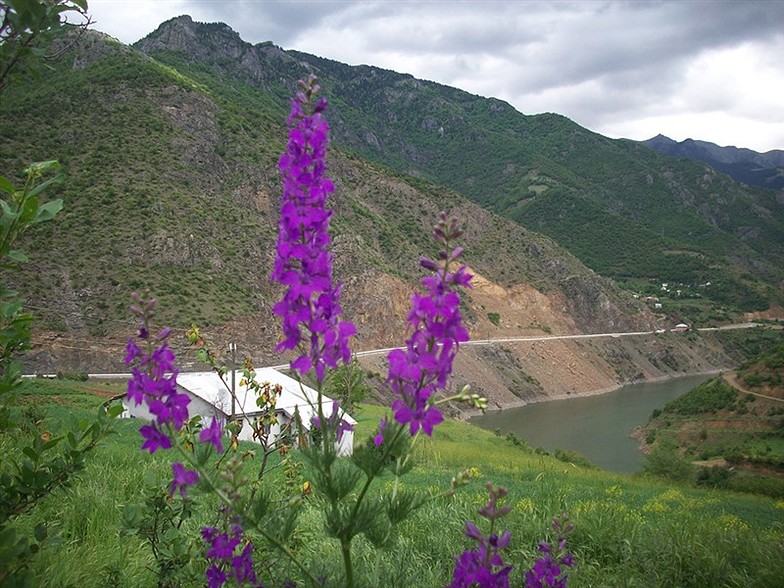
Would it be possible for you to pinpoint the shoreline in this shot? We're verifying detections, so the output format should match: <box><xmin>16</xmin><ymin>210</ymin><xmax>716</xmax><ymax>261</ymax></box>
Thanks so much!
<box><xmin>460</xmin><ymin>369</ymin><xmax>725</xmax><ymax>419</ymax></box>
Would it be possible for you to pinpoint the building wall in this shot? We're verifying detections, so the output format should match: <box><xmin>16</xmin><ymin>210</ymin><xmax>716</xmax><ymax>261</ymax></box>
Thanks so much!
<box><xmin>121</xmin><ymin>386</ymin><xmax>354</xmax><ymax>456</ymax></box>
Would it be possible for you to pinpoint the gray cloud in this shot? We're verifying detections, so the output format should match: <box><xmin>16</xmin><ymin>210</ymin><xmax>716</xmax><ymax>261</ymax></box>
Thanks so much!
<box><xmin>87</xmin><ymin>0</ymin><xmax>784</xmax><ymax>151</ymax></box>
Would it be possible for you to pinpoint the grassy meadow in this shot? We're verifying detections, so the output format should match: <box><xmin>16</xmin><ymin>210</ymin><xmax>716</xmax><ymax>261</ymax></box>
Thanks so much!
<box><xmin>4</xmin><ymin>379</ymin><xmax>784</xmax><ymax>587</ymax></box>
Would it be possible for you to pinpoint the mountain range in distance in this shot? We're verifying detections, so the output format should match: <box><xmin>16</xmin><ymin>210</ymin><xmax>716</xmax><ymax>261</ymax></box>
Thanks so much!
<box><xmin>641</xmin><ymin>134</ymin><xmax>784</xmax><ymax>190</ymax></box>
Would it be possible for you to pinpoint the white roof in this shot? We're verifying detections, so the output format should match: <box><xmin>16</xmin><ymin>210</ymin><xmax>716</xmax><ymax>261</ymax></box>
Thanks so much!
<box><xmin>176</xmin><ymin>368</ymin><xmax>356</xmax><ymax>425</ymax></box>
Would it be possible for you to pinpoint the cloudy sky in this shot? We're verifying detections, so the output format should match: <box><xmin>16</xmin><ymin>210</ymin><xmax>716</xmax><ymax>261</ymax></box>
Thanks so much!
<box><xmin>84</xmin><ymin>0</ymin><xmax>784</xmax><ymax>152</ymax></box>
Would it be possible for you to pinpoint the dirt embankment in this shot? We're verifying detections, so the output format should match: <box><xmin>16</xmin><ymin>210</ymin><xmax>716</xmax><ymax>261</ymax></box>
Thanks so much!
<box><xmin>26</xmin><ymin>268</ymin><xmax>737</xmax><ymax>415</ymax></box>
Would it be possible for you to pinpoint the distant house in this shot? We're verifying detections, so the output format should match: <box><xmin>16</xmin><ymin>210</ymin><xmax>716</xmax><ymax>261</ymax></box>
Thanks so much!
<box><xmin>672</xmin><ymin>323</ymin><xmax>690</xmax><ymax>332</ymax></box>
<box><xmin>122</xmin><ymin>367</ymin><xmax>356</xmax><ymax>456</ymax></box>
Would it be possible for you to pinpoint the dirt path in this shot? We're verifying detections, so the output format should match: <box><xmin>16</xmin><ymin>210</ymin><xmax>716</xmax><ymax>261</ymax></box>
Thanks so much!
<box><xmin>723</xmin><ymin>372</ymin><xmax>784</xmax><ymax>403</ymax></box>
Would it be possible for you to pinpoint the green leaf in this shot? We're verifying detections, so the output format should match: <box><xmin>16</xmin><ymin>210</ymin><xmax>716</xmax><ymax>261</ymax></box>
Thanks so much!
<box><xmin>28</xmin><ymin>175</ymin><xmax>63</xmax><ymax>200</ymax></box>
<box><xmin>19</xmin><ymin>195</ymin><xmax>39</xmax><ymax>224</ymax></box>
<box><xmin>31</xmin><ymin>198</ymin><xmax>63</xmax><ymax>225</ymax></box>
<box><xmin>7</xmin><ymin>250</ymin><xmax>29</xmax><ymax>263</ymax></box>
<box><xmin>41</xmin><ymin>436</ymin><xmax>62</xmax><ymax>451</ymax></box>
<box><xmin>194</xmin><ymin>442</ymin><xmax>212</xmax><ymax>466</ymax></box>
<box><xmin>0</xmin><ymin>199</ymin><xmax>18</xmax><ymax>224</ymax></box>
<box><xmin>0</xmin><ymin>175</ymin><xmax>15</xmax><ymax>194</ymax></box>
<box><xmin>33</xmin><ymin>524</ymin><xmax>47</xmax><ymax>542</ymax></box>
<box><xmin>106</xmin><ymin>404</ymin><xmax>124</xmax><ymax>420</ymax></box>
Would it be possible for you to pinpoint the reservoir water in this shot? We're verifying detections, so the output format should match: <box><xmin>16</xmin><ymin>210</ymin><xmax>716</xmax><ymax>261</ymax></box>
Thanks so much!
<box><xmin>470</xmin><ymin>374</ymin><xmax>714</xmax><ymax>474</ymax></box>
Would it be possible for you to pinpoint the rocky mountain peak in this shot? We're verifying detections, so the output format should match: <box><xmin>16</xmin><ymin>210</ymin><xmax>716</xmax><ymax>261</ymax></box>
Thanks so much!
<box><xmin>134</xmin><ymin>14</ymin><xmax>250</xmax><ymax>60</ymax></box>
<box><xmin>133</xmin><ymin>15</ymin><xmax>293</xmax><ymax>90</ymax></box>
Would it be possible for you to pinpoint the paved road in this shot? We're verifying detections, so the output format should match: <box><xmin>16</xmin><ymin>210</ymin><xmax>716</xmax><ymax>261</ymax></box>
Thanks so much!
<box><xmin>36</xmin><ymin>322</ymin><xmax>762</xmax><ymax>377</ymax></box>
<box><xmin>347</xmin><ymin>322</ymin><xmax>761</xmax><ymax>360</ymax></box>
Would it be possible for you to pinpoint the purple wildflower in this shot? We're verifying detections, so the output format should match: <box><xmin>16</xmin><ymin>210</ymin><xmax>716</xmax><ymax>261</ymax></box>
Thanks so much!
<box><xmin>139</xmin><ymin>423</ymin><xmax>172</xmax><ymax>454</ymax></box>
<box><xmin>199</xmin><ymin>417</ymin><xmax>225</xmax><ymax>453</ymax></box>
<box><xmin>524</xmin><ymin>514</ymin><xmax>575</xmax><ymax>588</ymax></box>
<box><xmin>169</xmin><ymin>461</ymin><xmax>199</xmax><ymax>498</ymax></box>
<box><xmin>271</xmin><ymin>75</ymin><xmax>356</xmax><ymax>382</ymax></box>
<box><xmin>386</xmin><ymin>213</ymin><xmax>472</xmax><ymax>436</ymax></box>
<box><xmin>373</xmin><ymin>417</ymin><xmax>389</xmax><ymax>447</ymax></box>
<box><xmin>231</xmin><ymin>542</ymin><xmax>256</xmax><ymax>583</ymax></box>
<box><xmin>311</xmin><ymin>399</ymin><xmax>354</xmax><ymax>445</ymax></box>
<box><xmin>125</xmin><ymin>294</ymin><xmax>190</xmax><ymax>454</ymax></box>
<box><xmin>125</xmin><ymin>338</ymin><xmax>142</xmax><ymax>365</ymax></box>
<box><xmin>206</xmin><ymin>532</ymin><xmax>241</xmax><ymax>560</ymax></box>
<box><xmin>206</xmin><ymin>565</ymin><xmax>227</xmax><ymax>588</ymax></box>
<box><xmin>202</xmin><ymin>520</ymin><xmax>258</xmax><ymax>587</ymax></box>
<box><xmin>449</xmin><ymin>484</ymin><xmax>513</xmax><ymax>588</ymax></box>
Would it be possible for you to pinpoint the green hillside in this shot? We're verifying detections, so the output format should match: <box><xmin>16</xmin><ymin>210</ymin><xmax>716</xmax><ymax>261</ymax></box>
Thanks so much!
<box><xmin>4</xmin><ymin>379</ymin><xmax>783</xmax><ymax>586</ymax></box>
<box><xmin>122</xmin><ymin>14</ymin><xmax>784</xmax><ymax>315</ymax></box>
<box><xmin>271</xmin><ymin>49</ymin><xmax>783</xmax><ymax>313</ymax></box>
<box><xmin>2</xmin><ymin>26</ymin><xmax>650</xmax><ymax>353</ymax></box>
<box><xmin>642</xmin><ymin>356</ymin><xmax>784</xmax><ymax>498</ymax></box>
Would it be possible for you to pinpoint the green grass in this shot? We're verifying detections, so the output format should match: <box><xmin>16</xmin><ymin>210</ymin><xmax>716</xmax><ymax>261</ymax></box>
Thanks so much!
<box><xmin>4</xmin><ymin>383</ymin><xmax>784</xmax><ymax>587</ymax></box>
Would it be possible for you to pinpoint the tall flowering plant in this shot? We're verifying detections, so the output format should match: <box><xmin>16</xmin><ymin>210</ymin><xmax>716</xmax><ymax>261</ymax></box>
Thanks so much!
<box><xmin>524</xmin><ymin>515</ymin><xmax>575</xmax><ymax>588</ymax></box>
<box><xmin>125</xmin><ymin>294</ymin><xmax>200</xmax><ymax>498</ymax></box>
<box><xmin>271</xmin><ymin>74</ymin><xmax>355</xmax><ymax>382</ymax></box>
<box><xmin>121</xmin><ymin>77</ymin><xmax>573</xmax><ymax>588</ymax></box>
<box><xmin>386</xmin><ymin>212</ymin><xmax>473</xmax><ymax>437</ymax></box>
<box><xmin>449</xmin><ymin>484</ymin><xmax>513</xmax><ymax>588</ymax></box>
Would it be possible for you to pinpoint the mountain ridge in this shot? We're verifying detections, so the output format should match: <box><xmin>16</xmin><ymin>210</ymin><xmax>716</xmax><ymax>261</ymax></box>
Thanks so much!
<box><xmin>1</xmin><ymin>20</ymin><xmax>778</xmax><ymax>409</ymax></box>
<box><xmin>641</xmin><ymin>134</ymin><xmax>784</xmax><ymax>189</ymax></box>
<box><xmin>129</xmin><ymin>16</ymin><xmax>784</xmax><ymax>315</ymax></box>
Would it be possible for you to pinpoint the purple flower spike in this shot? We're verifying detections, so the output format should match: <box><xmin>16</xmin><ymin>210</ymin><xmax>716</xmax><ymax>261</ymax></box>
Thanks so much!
<box><xmin>386</xmin><ymin>213</ymin><xmax>472</xmax><ymax>437</ymax></box>
<box><xmin>524</xmin><ymin>514</ymin><xmax>575</xmax><ymax>588</ymax></box>
<box><xmin>311</xmin><ymin>399</ymin><xmax>354</xmax><ymax>445</ymax></box>
<box><xmin>125</xmin><ymin>295</ymin><xmax>188</xmax><ymax>453</ymax></box>
<box><xmin>271</xmin><ymin>77</ymin><xmax>356</xmax><ymax>382</ymax></box>
<box><xmin>449</xmin><ymin>484</ymin><xmax>512</xmax><ymax>588</ymax></box>
<box><xmin>202</xmin><ymin>519</ymin><xmax>257</xmax><ymax>587</ymax></box>
<box><xmin>139</xmin><ymin>423</ymin><xmax>172</xmax><ymax>454</ymax></box>
<box><xmin>373</xmin><ymin>417</ymin><xmax>390</xmax><ymax>447</ymax></box>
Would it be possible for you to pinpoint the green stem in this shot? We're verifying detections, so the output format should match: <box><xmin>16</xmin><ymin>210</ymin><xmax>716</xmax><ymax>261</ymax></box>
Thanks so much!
<box><xmin>341</xmin><ymin>539</ymin><xmax>354</xmax><ymax>588</ymax></box>
<box><xmin>168</xmin><ymin>425</ymin><xmax>320</xmax><ymax>586</ymax></box>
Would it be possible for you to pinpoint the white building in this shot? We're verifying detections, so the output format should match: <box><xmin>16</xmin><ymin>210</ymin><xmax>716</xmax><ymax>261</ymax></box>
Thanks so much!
<box><xmin>123</xmin><ymin>367</ymin><xmax>355</xmax><ymax>456</ymax></box>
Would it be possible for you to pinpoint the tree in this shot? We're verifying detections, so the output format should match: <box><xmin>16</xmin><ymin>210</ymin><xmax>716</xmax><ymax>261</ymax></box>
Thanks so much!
<box><xmin>0</xmin><ymin>0</ymin><xmax>90</xmax><ymax>91</ymax></box>
<box><xmin>323</xmin><ymin>358</ymin><xmax>370</xmax><ymax>414</ymax></box>
<box><xmin>642</xmin><ymin>437</ymin><xmax>695</xmax><ymax>483</ymax></box>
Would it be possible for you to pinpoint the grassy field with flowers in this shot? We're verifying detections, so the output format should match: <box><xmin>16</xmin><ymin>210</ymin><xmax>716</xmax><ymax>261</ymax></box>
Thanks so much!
<box><xmin>4</xmin><ymin>378</ymin><xmax>783</xmax><ymax>587</ymax></box>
